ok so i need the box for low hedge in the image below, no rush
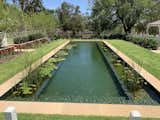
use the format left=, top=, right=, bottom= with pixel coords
left=100, top=32, right=158, bottom=50
left=14, top=33, right=45, bottom=44
left=99, top=33, right=127, bottom=40
left=126, top=35, right=158, bottom=50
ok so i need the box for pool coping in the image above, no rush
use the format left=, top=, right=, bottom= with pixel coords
left=103, top=41, right=160, bottom=94
left=0, top=40, right=70, bottom=97
left=0, top=101, right=160, bottom=118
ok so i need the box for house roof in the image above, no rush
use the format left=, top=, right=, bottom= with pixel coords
left=149, top=20, right=160, bottom=26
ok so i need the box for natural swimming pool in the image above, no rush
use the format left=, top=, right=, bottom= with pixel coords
left=38, top=42, right=127, bottom=103
left=2, top=42, right=159, bottom=104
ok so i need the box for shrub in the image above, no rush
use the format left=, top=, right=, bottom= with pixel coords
left=28, top=33, right=45, bottom=41
left=14, top=33, right=45, bottom=44
left=126, top=35, right=158, bottom=50
left=109, top=33, right=127, bottom=40
left=148, top=26, right=159, bottom=35
left=100, top=33, right=109, bottom=39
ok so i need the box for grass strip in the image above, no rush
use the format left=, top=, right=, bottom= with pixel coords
left=0, top=40, right=66, bottom=84
left=108, top=40, right=160, bottom=80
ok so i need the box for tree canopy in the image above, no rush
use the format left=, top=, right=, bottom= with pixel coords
left=91, top=0, right=159, bottom=34
left=56, top=2, right=84, bottom=34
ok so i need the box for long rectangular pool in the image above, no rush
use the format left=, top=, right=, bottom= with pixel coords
left=38, top=42, right=127, bottom=103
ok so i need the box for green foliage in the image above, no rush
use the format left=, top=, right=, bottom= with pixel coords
left=48, top=57, right=66, bottom=63
left=113, top=59, right=145, bottom=95
left=13, top=33, right=45, bottom=44
left=55, top=51, right=69, bottom=57
left=0, top=40, right=65, bottom=84
left=28, top=12, right=59, bottom=32
left=109, top=40, right=160, bottom=82
left=13, top=0, right=44, bottom=15
left=0, top=3, right=21, bottom=32
left=99, top=42, right=146, bottom=98
left=135, top=21, right=147, bottom=34
left=91, top=0, right=156, bottom=34
left=38, top=60, right=57, bottom=79
left=126, top=35, right=158, bottom=50
left=56, top=2, right=84, bottom=36
left=13, top=81, right=36, bottom=96
left=148, top=27, right=159, bottom=36
left=0, top=3, right=59, bottom=40
left=10, top=43, right=72, bottom=98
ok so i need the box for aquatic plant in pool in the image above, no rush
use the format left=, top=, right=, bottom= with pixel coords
left=98, top=42, right=160, bottom=104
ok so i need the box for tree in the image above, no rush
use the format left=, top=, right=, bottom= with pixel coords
left=0, top=3, right=21, bottom=47
left=12, top=0, right=44, bottom=15
left=56, top=2, right=84, bottom=36
left=91, top=0, right=155, bottom=34
left=91, top=0, right=118, bottom=34
left=29, top=12, right=58, bottom=34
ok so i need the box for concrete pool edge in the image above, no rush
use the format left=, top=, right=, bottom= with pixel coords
left=0, top=101, right=160, bottom=118
left=0, top=40, right=70, bottom=97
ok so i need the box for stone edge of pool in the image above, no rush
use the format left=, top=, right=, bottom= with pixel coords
left=0, top=101, right=160, bottom=118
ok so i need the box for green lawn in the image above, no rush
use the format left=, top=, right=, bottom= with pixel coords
left=108, top=40, right=160, bottom=80
left=0, top=40, right=66, bottom=84
left=0, top=114, right=159, bottom=120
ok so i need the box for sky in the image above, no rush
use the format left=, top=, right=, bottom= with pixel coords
left=43, top=0, right=90, bottom=14
left=7, top=0, right=90, bottom=14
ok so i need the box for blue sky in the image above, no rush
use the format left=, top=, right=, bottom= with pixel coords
left=8, top=0, right=90, bottom=14
left=43, top=0, right=90, bottom=14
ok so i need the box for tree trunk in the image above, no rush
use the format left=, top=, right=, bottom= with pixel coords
left=123, top=26, right=132, bottom=35
left=1, top=32, right=8, bottom=48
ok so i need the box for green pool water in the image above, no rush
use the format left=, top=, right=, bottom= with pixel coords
left=39, top=42, right=126, bottom=103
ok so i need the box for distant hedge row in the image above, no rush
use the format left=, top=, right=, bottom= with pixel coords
left=14, top=33, right=45, bottom=44
left=126, top=35, right=158, bottom=50
left=99, top=33, right=158, bottom=50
